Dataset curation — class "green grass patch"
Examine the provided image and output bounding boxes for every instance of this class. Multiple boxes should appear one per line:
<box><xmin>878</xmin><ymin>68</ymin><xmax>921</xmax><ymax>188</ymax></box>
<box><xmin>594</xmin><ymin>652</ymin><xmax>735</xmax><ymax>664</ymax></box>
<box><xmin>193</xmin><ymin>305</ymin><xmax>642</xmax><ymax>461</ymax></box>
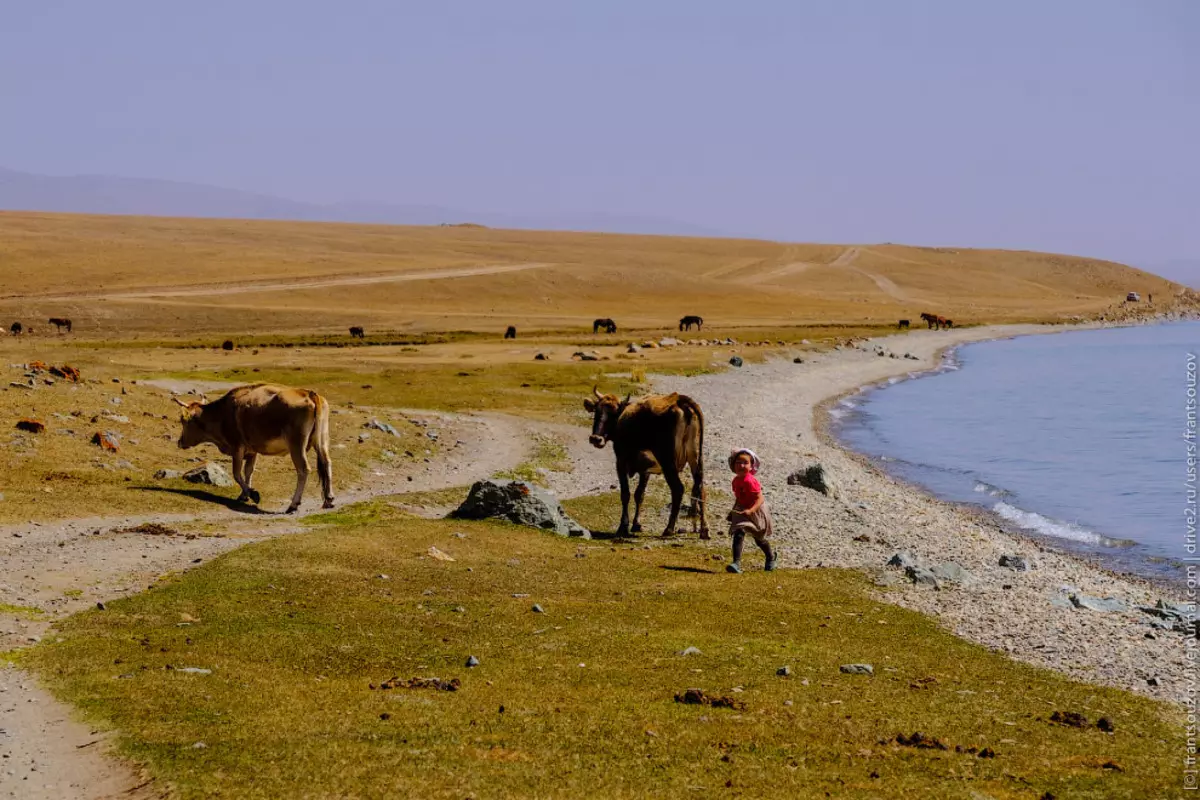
<box><xmin>0</xmin><ymin>602</ymin><xmax>45</xmax><ymax>617</ymax></box>
<box><xmin>495</xmin><ymin>434</ymin><xmax>573</xmax><ymax>487</ymax></box>
<box><xmin>24</xmin><ymin>506</ymin><xmax>1178</xmax><ymax>799</ymax></box>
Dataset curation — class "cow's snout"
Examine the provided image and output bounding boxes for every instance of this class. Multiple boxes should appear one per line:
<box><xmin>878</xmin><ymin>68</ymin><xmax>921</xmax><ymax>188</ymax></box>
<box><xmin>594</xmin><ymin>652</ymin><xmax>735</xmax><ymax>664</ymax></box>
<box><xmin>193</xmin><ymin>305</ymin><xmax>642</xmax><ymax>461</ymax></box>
<box><xmin>589</xmin><ymin>435</ymin><xmax>607</xmax><ymax>449</ymax></box>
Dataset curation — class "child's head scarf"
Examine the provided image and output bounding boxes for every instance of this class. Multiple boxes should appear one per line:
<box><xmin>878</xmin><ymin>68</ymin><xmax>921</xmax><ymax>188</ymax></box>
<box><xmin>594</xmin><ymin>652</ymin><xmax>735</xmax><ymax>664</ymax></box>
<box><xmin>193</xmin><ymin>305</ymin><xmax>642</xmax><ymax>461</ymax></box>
<box><xmin>728</xmin><ymin>448</ymin><xmax>760</xmax><ymax>474</ymax></box>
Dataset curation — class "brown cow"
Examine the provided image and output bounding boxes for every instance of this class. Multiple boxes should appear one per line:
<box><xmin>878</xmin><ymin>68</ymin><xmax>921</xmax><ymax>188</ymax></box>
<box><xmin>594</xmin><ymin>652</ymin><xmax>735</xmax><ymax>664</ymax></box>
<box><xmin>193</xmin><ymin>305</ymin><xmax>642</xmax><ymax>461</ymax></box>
<box><xmin>583</xmin><ymin>388</ymin><xmax>708</xmax><ymax>538</ymax></box>
<box><xmin>174</xmin><ymin>383</ymin><xmax>334</xmax><ymax>513</ymax></box>
<box><xmin>49</xmin><ymin>317</ymin><xmax>72</xmax><ymax>333</ymax></box>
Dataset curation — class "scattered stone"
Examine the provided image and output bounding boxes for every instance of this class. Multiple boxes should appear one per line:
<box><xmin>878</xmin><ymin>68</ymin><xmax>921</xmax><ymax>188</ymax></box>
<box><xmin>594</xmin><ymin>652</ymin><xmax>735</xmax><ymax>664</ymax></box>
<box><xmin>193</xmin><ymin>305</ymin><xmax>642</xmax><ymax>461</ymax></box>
<box><xmin>365</xmin><ymin>418</ymin><xmax>399</xmax><ymax>437</ymax></box>
<box><xmin>627</xmin><ymin>344</ymin><xmax>640</xmax><ymax>353</ymax></box>
<box><xmin>930</xmin><ymin>562</ymin><xmax>975</xmax><ymax>585</ymax></box>
<box><xmin>373</xmin><ymin>676</ymin><xmax>460</xmax><ymax>692</ymax></box>
<box><xmin>776</xmin><ymin>666</ymin><xmax>792</xmax><ymax>677</ymax></box>
<box><xmin>358</xmin><ymin>433</ymin><xmax>371</xmax><ymax>443</ymax></box>
<box><xmin>729</xmin><ymin>356</ymin><xmax>743</xmax><ymax>367</ymax></box>
<box><xmin>893</xmin><ymin>732</ymin><xmax>947</xmax><ymax>750</ymax></box>
<box><xmin>91</xmin><ymin>431</ymin><xmax>120</xmax><ymax>452</ymax></box>
<box><xmin>905</xmin><ymin>565</ymin><xmax>940</xmax><ymax>587</ymax></box>
<box><xmin>532</xmin><ymin>604</ymin><xmax>545</xmax><ymax>614</ymax></box>
<box><xmin>1097</xmin><ymin>717</ymin><xmax>1115</xmax><ymax>732</ymax></box>
<box><xmin>659</xmin><ymin>337</ymin><xmax>680</xmax><ymax>347</ymax></box>
<box><xmin>1050</xmin><ymin>710</ymin><xmax>1087</xmax><ymax>728</ymax></box>
<box><xmin>999</xmin><ymin>554</ymin><xmax>1030</xmax><ymax>571</ymax></box>
<box><xmin>886</xmin><ymin>551</ymin><xmax>920</xmax><ymax>570</ymax></box>
<box><xmin>465</xmin><ymin>655</ymin><xmax>480</xmax><ymax>668</ymax></box>
<box><xmin>153</xmin><ymin>469</ymin><xmax>181</xmax><ymax>480</ymax></box>
<box><xmin>786</xmin><ymin>463</ymin><xmax>838</xmax><ymax>497</ymax></box>
<box><xmin>673</xmin><ymin>688</ymin><xmax>746</xmax><ymax>710</ymax></box>
<box><xmin>450</xmin><ymin>479</ymin><xmax>590</xmax><ymax>538</ymax></box>
<box><xmin>182</xmin><ymin>462</ymin><xmax>234</xmax><ymax>488</ymax></box>
<box><xmin>427</xmin><ymin>546</ymin><xmax>455</xmax><ymax>562</ymax></box>
<box><xmin>793</xmin><ymin>357</ymin><xmax>804</xmax><ymax>364</ymax></box>
<box><xmin>534</xmin><ymin>353</ymin><xmax>548</xmax><ymax>360</ymax></box>
<box><xmin>840</xmin><ymin>664</ymin><xmax>874</xmax><ymax>676</ymax></box>
<box><xmin>176</xmin><ymin>667</ymin><xmax>212</xmax><ymax>675</ymax></box>
<box><xmin>1069</xmin><ymin>594</ymin><xmax>1128</xmax><ymax>613</ymax></box>
<box><xmin>1147</xmin><ymin>677</ymin><xmax>1161</xmax><ymax>687</ymax></box>
<box><xmin>96</xmin><ymin>602</ymin><xmax>105</xmax><ymax>611</ymax></box>
<box><xmin>679</xmin><ymin>646</ymin><xmax>702</xmax><ymax>656</ymax></box>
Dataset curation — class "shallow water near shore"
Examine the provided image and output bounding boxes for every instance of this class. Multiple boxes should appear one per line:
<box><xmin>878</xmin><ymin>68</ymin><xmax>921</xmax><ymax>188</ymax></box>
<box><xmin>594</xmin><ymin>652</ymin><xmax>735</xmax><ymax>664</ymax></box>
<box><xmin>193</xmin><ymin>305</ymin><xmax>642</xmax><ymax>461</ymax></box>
<box><xmin>834</xmin><ymin>321</ymin><xmax>1199</xmax><ymax>583</ymax></box>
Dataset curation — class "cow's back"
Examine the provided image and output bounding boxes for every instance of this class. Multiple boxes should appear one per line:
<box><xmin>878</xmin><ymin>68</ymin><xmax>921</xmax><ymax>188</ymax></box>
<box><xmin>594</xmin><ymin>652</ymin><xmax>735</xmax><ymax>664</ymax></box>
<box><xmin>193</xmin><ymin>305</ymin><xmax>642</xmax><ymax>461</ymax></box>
<box><xmin>223</xmin><ymin>384</ymin><xmax>321</xmax><ymax>455</ymax></box>
<box><xmin>613</xmin><ymin>393</ymin><xmax>703</xmax><ymax>473</ymax></box>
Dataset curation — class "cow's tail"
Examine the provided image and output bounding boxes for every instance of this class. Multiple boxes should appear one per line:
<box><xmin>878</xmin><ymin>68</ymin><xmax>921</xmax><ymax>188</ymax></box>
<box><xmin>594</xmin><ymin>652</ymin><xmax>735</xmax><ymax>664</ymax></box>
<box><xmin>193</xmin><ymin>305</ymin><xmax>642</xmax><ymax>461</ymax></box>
<box><xmin>309</xmin><ymin>391</ymin><xmax>335</xmax><ymax>507</ymax></box>
<box><xmin>676</xmin><ymin>395</ymin><xmax>707</xmax><ymax>532</ymax></box>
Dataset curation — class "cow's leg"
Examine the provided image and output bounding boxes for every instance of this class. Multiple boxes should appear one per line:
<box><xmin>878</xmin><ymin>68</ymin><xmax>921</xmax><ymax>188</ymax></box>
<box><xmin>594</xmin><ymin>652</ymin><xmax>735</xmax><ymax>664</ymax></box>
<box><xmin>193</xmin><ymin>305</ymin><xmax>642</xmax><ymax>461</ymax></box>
<box><xmin>285</xmin><ymin>442</ymin><xmax>311</xmax><ymax>514</ymax></box>
<box><xmin>230</xmin><ymin>448</ymin><xmax>254</xmax><ymax>504</ymax></box>
<box><xmin>630</xmin><ymin>471</ymin><xmax>649</xmax><ymax>533</ymax></box>
<box><xmin>658</xmin><ymin>458</ymin><xmax>686</xmax><ymax>537</ymax></box>
<box><xmin>689</xmin><ymin>457</ymin><xmax>709</xmax><ymax>540</ymax></box>
<box><xmin>615</xmin><ymin>467</ymin><xmax>632</xmax><ymax>537</ymax></box>
<box><xmin>241</xmin><ymin>453</ymin><xmax>262</xmax><ymax>505</ymax></box>
<box><xmin>315</xmin><ymin>443</ymin><xmax>334</xmax><ymax>509</ymax></box>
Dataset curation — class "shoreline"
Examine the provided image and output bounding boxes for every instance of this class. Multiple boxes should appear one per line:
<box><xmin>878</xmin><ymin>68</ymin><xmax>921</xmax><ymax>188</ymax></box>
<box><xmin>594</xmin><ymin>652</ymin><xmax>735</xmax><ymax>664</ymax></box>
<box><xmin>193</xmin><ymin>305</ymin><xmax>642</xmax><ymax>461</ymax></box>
<box><xmin>653</xmin><ymin>321</ymin><xmax>1192</xmax><ymax>705</ymax></box>
<box><xmin>815</xmin><ymin>328</ymin><xmax>1189</xmax><ymax>595</ymax></box>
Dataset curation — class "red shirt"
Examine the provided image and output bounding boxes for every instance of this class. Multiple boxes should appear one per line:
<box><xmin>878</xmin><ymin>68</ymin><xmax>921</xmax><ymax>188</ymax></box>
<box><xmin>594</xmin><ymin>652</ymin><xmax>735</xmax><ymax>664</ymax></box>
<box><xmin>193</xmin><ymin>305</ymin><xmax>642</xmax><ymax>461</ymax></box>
<box><xmin>732</xmin><ymin>473</ymin><xmax>762</xmax><ymax>510</ymax></box>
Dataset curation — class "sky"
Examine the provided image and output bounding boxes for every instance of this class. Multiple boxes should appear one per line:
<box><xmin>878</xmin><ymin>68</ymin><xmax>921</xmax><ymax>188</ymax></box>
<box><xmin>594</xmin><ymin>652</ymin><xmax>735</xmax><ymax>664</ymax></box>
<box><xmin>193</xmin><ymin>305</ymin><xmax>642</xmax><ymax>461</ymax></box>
<box><xmin>2</xmin><ymin>1</ymin><xmax>1197</xmax><ymax>268</ymax></box>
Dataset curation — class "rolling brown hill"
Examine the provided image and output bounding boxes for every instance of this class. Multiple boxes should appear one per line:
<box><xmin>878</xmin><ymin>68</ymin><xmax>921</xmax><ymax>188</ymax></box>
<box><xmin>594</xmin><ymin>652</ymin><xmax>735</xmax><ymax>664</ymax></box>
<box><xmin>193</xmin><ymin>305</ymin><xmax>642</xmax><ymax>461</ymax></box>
<box><xmin>0</xmin><ymin>211</ymin><xmax>1186</xmax><ymax>336</ymax></box>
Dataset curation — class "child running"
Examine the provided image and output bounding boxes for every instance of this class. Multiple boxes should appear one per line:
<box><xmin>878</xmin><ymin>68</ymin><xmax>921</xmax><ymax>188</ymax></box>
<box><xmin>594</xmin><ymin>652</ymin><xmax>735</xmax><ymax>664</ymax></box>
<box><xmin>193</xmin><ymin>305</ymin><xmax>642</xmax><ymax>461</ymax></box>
<box><xmin>726</xmin><ymin>448</ymin><xmax>777</xmax><ymax>573</ymax></box>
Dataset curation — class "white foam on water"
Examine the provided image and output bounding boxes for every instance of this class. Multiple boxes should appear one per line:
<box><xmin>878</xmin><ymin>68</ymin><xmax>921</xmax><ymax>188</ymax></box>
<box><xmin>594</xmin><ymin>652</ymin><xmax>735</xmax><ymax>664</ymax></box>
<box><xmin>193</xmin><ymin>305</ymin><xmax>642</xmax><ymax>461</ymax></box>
<box><xmin>972</xmin><ymin>481</ymin><xmax>1011</xmax><ymax>498</ymax></box>
<box><xmin>992</xmin><ymin>501</ymin><xmax>1103</xmax><ymax>545</ymax></box>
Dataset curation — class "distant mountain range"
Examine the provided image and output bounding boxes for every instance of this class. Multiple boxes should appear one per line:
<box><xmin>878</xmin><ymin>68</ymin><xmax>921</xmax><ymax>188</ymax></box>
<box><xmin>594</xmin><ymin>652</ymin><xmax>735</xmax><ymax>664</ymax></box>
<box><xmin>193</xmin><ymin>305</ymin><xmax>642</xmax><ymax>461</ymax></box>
<box><xmin>0</xmin><ymin>166</ymin><xmax>725</xmax><ymax>238</ymax></box>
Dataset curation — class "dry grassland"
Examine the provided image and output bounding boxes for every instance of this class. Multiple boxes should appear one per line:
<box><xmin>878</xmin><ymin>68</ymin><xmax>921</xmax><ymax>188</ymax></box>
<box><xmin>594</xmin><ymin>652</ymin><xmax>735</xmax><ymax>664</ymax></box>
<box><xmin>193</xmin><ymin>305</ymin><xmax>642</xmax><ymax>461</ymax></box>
<box><xmin>0</xmin><ymin>211</ymin><xmax>1183</xmax><ymax>338</ymax></box>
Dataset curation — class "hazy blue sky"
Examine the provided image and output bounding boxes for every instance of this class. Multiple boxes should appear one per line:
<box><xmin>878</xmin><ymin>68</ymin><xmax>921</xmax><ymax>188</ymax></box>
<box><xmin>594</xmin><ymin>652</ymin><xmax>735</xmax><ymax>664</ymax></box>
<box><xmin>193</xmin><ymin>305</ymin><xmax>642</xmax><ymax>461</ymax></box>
<box><xmin>2</xmin><ymin>1</ymin><xmax>1196</xmax><ymax>265</ymax></box>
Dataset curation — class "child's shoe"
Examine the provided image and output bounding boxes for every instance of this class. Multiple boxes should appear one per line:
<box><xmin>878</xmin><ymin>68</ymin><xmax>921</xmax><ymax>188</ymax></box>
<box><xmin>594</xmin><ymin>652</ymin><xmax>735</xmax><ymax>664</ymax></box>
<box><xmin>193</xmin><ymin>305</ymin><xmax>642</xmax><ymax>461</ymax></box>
<box><xmin>726</xmin><ymin>562</ymin><xmax>742</xmax><ymax>574</ymax></box>
<box><xmin>765</xmin><ymin>556</ymin><xmax>778</xmax><ymax>572</ymax></box>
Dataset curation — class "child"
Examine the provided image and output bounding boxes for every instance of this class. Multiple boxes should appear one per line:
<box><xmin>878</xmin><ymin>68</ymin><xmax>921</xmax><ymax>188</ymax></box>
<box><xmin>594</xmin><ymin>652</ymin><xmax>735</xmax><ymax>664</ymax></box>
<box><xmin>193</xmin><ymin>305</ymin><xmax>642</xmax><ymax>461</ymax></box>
<box><xmin>726</xmin><ymin>448</ymin><xmax>776</xmax><ymax>573</ymax></box>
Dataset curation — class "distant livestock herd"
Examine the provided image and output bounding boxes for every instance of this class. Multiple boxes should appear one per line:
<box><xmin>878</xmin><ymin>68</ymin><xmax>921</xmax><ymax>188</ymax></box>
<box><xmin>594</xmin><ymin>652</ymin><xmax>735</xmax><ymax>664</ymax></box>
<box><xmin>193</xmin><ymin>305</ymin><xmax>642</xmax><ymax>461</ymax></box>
<box><xmin>8</xmin><ymin>317</ymin><xmax>72</xmax><ymax>336</ymax></box>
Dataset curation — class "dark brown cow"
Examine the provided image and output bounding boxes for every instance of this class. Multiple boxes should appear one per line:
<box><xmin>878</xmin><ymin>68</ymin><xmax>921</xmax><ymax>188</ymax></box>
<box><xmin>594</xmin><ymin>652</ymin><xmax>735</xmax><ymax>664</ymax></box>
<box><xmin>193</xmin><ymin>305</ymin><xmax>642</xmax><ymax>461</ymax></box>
<box><xmin>49</xmin><ymin>317</ymin><xmax>72</xmax><ymax>333</ymax></box>
<box><xmin>174</xmin><ymin>383</ymin><xmax>334</xmax><ymax>513</ymax></box>
<box><xmin>679</xmin><ymin>315</ymin><xmax>703</xmax><ymax>332</ymax></box>
<box><xmin>583</xmin><ymin>388</ymin><xmax>708</xmax><ymax>538</ymax></box>
<box><xmin>504</xmin><ymin>325</ymin><xmax>517</xmax><ymax>339</ymax></box>
<box><xmin>349</xmin><ymin>326</ymin><xmax>365</xmax><ymax>339</ymax></box>
<box><xmin>897</xmin><ymin>319</ymin><xmax>910</xmax><ymax>329</ymax></box>
<box><xmin>593</xmin><ymin>318</ymin><xmax>617</xmax><ymax>334</ymax></box>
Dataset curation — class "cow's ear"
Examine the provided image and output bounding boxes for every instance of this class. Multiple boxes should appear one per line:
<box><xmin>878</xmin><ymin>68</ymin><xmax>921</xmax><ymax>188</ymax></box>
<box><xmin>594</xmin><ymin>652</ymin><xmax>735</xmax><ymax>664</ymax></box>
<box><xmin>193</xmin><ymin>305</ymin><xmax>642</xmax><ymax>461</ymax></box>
<box><xmin>583</xmin><ymin>399</ymin><xmax>596</xmax><ymax>412</ymax></box>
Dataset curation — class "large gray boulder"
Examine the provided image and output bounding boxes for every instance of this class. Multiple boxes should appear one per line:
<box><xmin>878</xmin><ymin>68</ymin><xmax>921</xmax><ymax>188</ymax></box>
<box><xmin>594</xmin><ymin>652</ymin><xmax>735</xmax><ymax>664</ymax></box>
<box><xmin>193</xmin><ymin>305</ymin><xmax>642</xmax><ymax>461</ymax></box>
<box><xmin>1069</xmin><ymin>594</ymin><xmax>1128</xmax><ymax>613</ymax></box>
<box><xmin>787</xmin><ymin>463</ymin><xmax>839</xmax><ymax>497</ymax></box>
<box><xmin>182</xmin><ymin>462</ymin><xmax>234</xmax><ymax>488</ymax></box>
<box><xmin>451</xmin><ymin>480</ymin><xmax>590</xmax><ymax>538</ymax></box>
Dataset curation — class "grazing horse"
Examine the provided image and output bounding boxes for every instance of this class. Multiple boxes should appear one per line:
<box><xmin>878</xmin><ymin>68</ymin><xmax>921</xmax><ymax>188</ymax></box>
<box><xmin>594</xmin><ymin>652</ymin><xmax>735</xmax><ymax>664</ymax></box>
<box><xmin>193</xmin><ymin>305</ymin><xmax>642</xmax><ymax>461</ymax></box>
<box><xmin>584</xmin><ymin>388</ymin><xmax>708</xmax><ymax>539</ymax></box>
<box><xmin>348</xmin><ymin>326</ymin><xmax>365</xmax><ymax>339</ymax></box>
<box><xmin>49</xmin><ymin>317</ymin><xmax>72</xmax><ymax>333</ymax></box>
<box><xmin>9</xmin><ymin>322</ymin><xmax>21</xmax><ymax>336</ymax></box>
<box><xmin>897</xmin><ymin>319</ymin><xmax>910</xmax><ymax>330</ymax></box>
<box><xmin>593</xmin><ymin>318</ymin><xmax>618</xmax><ymax>334</ymax></box>
<box><xmin>504</xmin><ymin>325</ymin><xmax>517</xmax><ymax>339</ymax></box>
<box><xmin>919</xmin><ymin>312</ymin><xmax>937</xmax><ymax>329</ymax></box>
<box><xmin>679</xmin><ymin>315</ymin><xmax>704</xmax><ymax>332</ymax></box>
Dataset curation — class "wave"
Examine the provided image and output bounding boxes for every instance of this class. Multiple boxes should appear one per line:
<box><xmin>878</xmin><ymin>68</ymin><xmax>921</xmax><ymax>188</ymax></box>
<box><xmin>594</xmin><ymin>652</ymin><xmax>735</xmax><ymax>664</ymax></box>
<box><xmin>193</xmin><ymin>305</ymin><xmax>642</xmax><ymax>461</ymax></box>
<box><xmin>992</xmin><ymin>501</ymin><xmax>1117</xmax><ymax>546</ymax></box>
<box><xmin>972</xmin><ymin>480</ymin><xmax>1012</xmax><ymax>499</ymax></box>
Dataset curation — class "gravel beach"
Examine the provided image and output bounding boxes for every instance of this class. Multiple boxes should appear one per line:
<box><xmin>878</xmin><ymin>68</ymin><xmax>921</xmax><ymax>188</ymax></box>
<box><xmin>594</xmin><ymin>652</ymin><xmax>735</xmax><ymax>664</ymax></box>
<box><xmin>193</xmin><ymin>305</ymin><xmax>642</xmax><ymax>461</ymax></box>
<box><xmin>655</xmin><ymin>323</ymin><xmax>1193</xmax><ymax>705</ymax></box>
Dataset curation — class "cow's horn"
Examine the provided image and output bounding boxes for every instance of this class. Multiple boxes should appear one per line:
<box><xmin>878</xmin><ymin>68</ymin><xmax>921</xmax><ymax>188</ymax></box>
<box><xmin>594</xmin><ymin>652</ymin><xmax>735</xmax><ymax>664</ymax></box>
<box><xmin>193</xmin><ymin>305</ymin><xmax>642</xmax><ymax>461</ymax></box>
<box><xmin>172</xmin><ymin>397</ymin><xmax>190</xmax><ymax>408</ymax></box>
<box><xmin>593</xmin><ymin>385</ymin><xmax>602</xmax><ymax>399</ymax></box>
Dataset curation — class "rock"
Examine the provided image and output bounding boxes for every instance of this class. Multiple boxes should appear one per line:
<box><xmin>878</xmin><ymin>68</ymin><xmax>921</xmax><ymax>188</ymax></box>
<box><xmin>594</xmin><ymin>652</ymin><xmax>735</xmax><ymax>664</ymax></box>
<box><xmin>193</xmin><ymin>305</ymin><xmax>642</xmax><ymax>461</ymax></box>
<box><xmin>729</xmin><ymin>356</ymin><xmax>743</xmax><ymax>367</ymax></box>
<box><xmin>679</xmin><ymin>646</ymin><xmax>702</xmax><ymax>656</ymax></box>
<box><xmin>153</xmin><ymin>469</ymin><xmax>181</xmax><ymax>480</ymax></box>
<box><xmin>91</xmin><ymin>431</ymin><xmax>120</xmax><ymax>452</ymax></box>
<box><xmin>176</xmin><ymin>667</ymin><xmax>212</xmax><ymax>675</ymax></box>
<box><xmin>532</xmin><ymin>604</ymin><xmax>545</xmax><ymax>613</ymax></box>
<box><xmin>659</xmin><ymin>337</ymin><xmax>680</xmax><ymax>347</ymax></box>
<box><xmin>1049</xmin><ymin>595</ymin><xmax>1073</xmax><ymax>609</ymax></box>
<box><xmin>365</xmin><ymin>418</ymin><xmax>399</xmax><ymax>437</ymax></box>
<box><xmin>573</xmin><ymin>351</ymin><xmax>600</xmax><ymax>361</ymax></box>
<box><xmin>930</xmin><ymin>562</ymin><xmax>975</xmax><ymax>585</ymax></box>
<box><xmin>465</xmin><ymin>655</ymin><xmax>480</xmax><ymax>668</ymax></box>
<box><xmin>627</xmin><ymin>344</ymin><xmax>640</xmax><ymax>353</ymax></box>
<box><xmin>840</xmin><ymin>664</ymin><xmax>874</xmax><ymax>676</ymax></box>
<box><xmin>1069</xmin><ymin>594</ymin><xmax>1128</xmax><ymax>613</ymax></box>
<box><xmin>786</xmin><ymin>463</ymin><xmax>838</xmax><ymax>497</ymax></box>
<box><xmin>534</xmin><ymin>353</ymin><xmax>549</xmax><ymax>361</ymax></box>
<box><xmin>887</xmin><ymin>551</ymin><xmax>920</xmax><ymax>570</ymax></box>
<box><xmin>999</xmin><ymin>554</ymin><xmax>1030</xmax><ymax>571</ymax></box>
<box><xmin>905</xmin><ymin>565</ymin><xmax>940</xmax><ymax>587</ymax></box>
<box><xmin>103</xmin><ymin>414</ymin><xmax>129</xmax><ymax>424</ymax></box>
<box><xmin>793</xmin><ymin>357</ymin><xmax>804</xmax><ymax>364</ymax></box>
<box><xmin>450</xmin><ymin>479</ymin><xmax>590</xmax><ymax>538</ymax></box>
<box><xmin>358</xmin><ymin>433</ymin><xmax>371</xmax><ymax>443</ymax></box>
<box><xmin>182</xmin><ymin>462</ymin><xmax>234</xmax><ymax>488</ymax></box>
<box><xmin>776</xmin><ymin>666</ymin><xmax>792</xmax><ymax>676</ymax></box>
<box><xmin>114</xmin><ymin>459</ymin><xmax>135</xmax><ymax>470</ymax></box>
<box><xmin>427</xmin><ymin>546</ymin><xmax>455</xmax><ymax>562</ymax></box>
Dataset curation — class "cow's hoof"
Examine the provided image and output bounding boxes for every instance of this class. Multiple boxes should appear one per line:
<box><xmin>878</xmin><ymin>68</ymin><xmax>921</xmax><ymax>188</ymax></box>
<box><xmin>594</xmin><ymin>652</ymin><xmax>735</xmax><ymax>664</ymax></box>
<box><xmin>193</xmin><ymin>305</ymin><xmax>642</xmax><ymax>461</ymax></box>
<box><xmin>285</xmin><ymin>505</ymin><xmax>299</xmax><ymax>514</ymax></box>
<box><xmin>660</xmin><ymin>530</ymin><xmax>677</xmax><ymax>539</ymax></box>
<box><xmin>699</xmin><ymin>531</ymin><xmax>711</xmax><ymax>541</ymax></box>
<box><xmin>630</xmin><ymin>522</ymin><xmax>642</xmax><ymax>533</ymax></box>
<box><xmin>615</xmin><ymin>525</ymin><xmax>630</xmax><ymax>537</ymax></box>
<box><xmin>322</xmin><ymin>499</ymin><xmax>335</xmax><ymax>509</ymax></box>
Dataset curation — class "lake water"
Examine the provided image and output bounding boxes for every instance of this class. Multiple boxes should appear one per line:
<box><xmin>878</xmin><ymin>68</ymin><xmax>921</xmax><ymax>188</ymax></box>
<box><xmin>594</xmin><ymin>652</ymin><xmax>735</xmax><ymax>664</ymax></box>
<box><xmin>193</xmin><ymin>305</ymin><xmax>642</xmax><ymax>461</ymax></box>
<box><xmin>833</xmin><ymin>322</ymin><xmax>1199</xmax><ymax>582</ymax></box>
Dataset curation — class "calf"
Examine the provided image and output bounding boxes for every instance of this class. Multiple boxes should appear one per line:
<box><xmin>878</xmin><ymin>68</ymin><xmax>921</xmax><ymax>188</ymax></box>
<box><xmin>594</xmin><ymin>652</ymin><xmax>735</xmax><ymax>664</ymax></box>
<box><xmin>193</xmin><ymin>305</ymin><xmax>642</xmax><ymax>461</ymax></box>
<box><xmin>175</xmin><ymin>383</ymin><xmax>334</xmax><ymax>513</ymax></box>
